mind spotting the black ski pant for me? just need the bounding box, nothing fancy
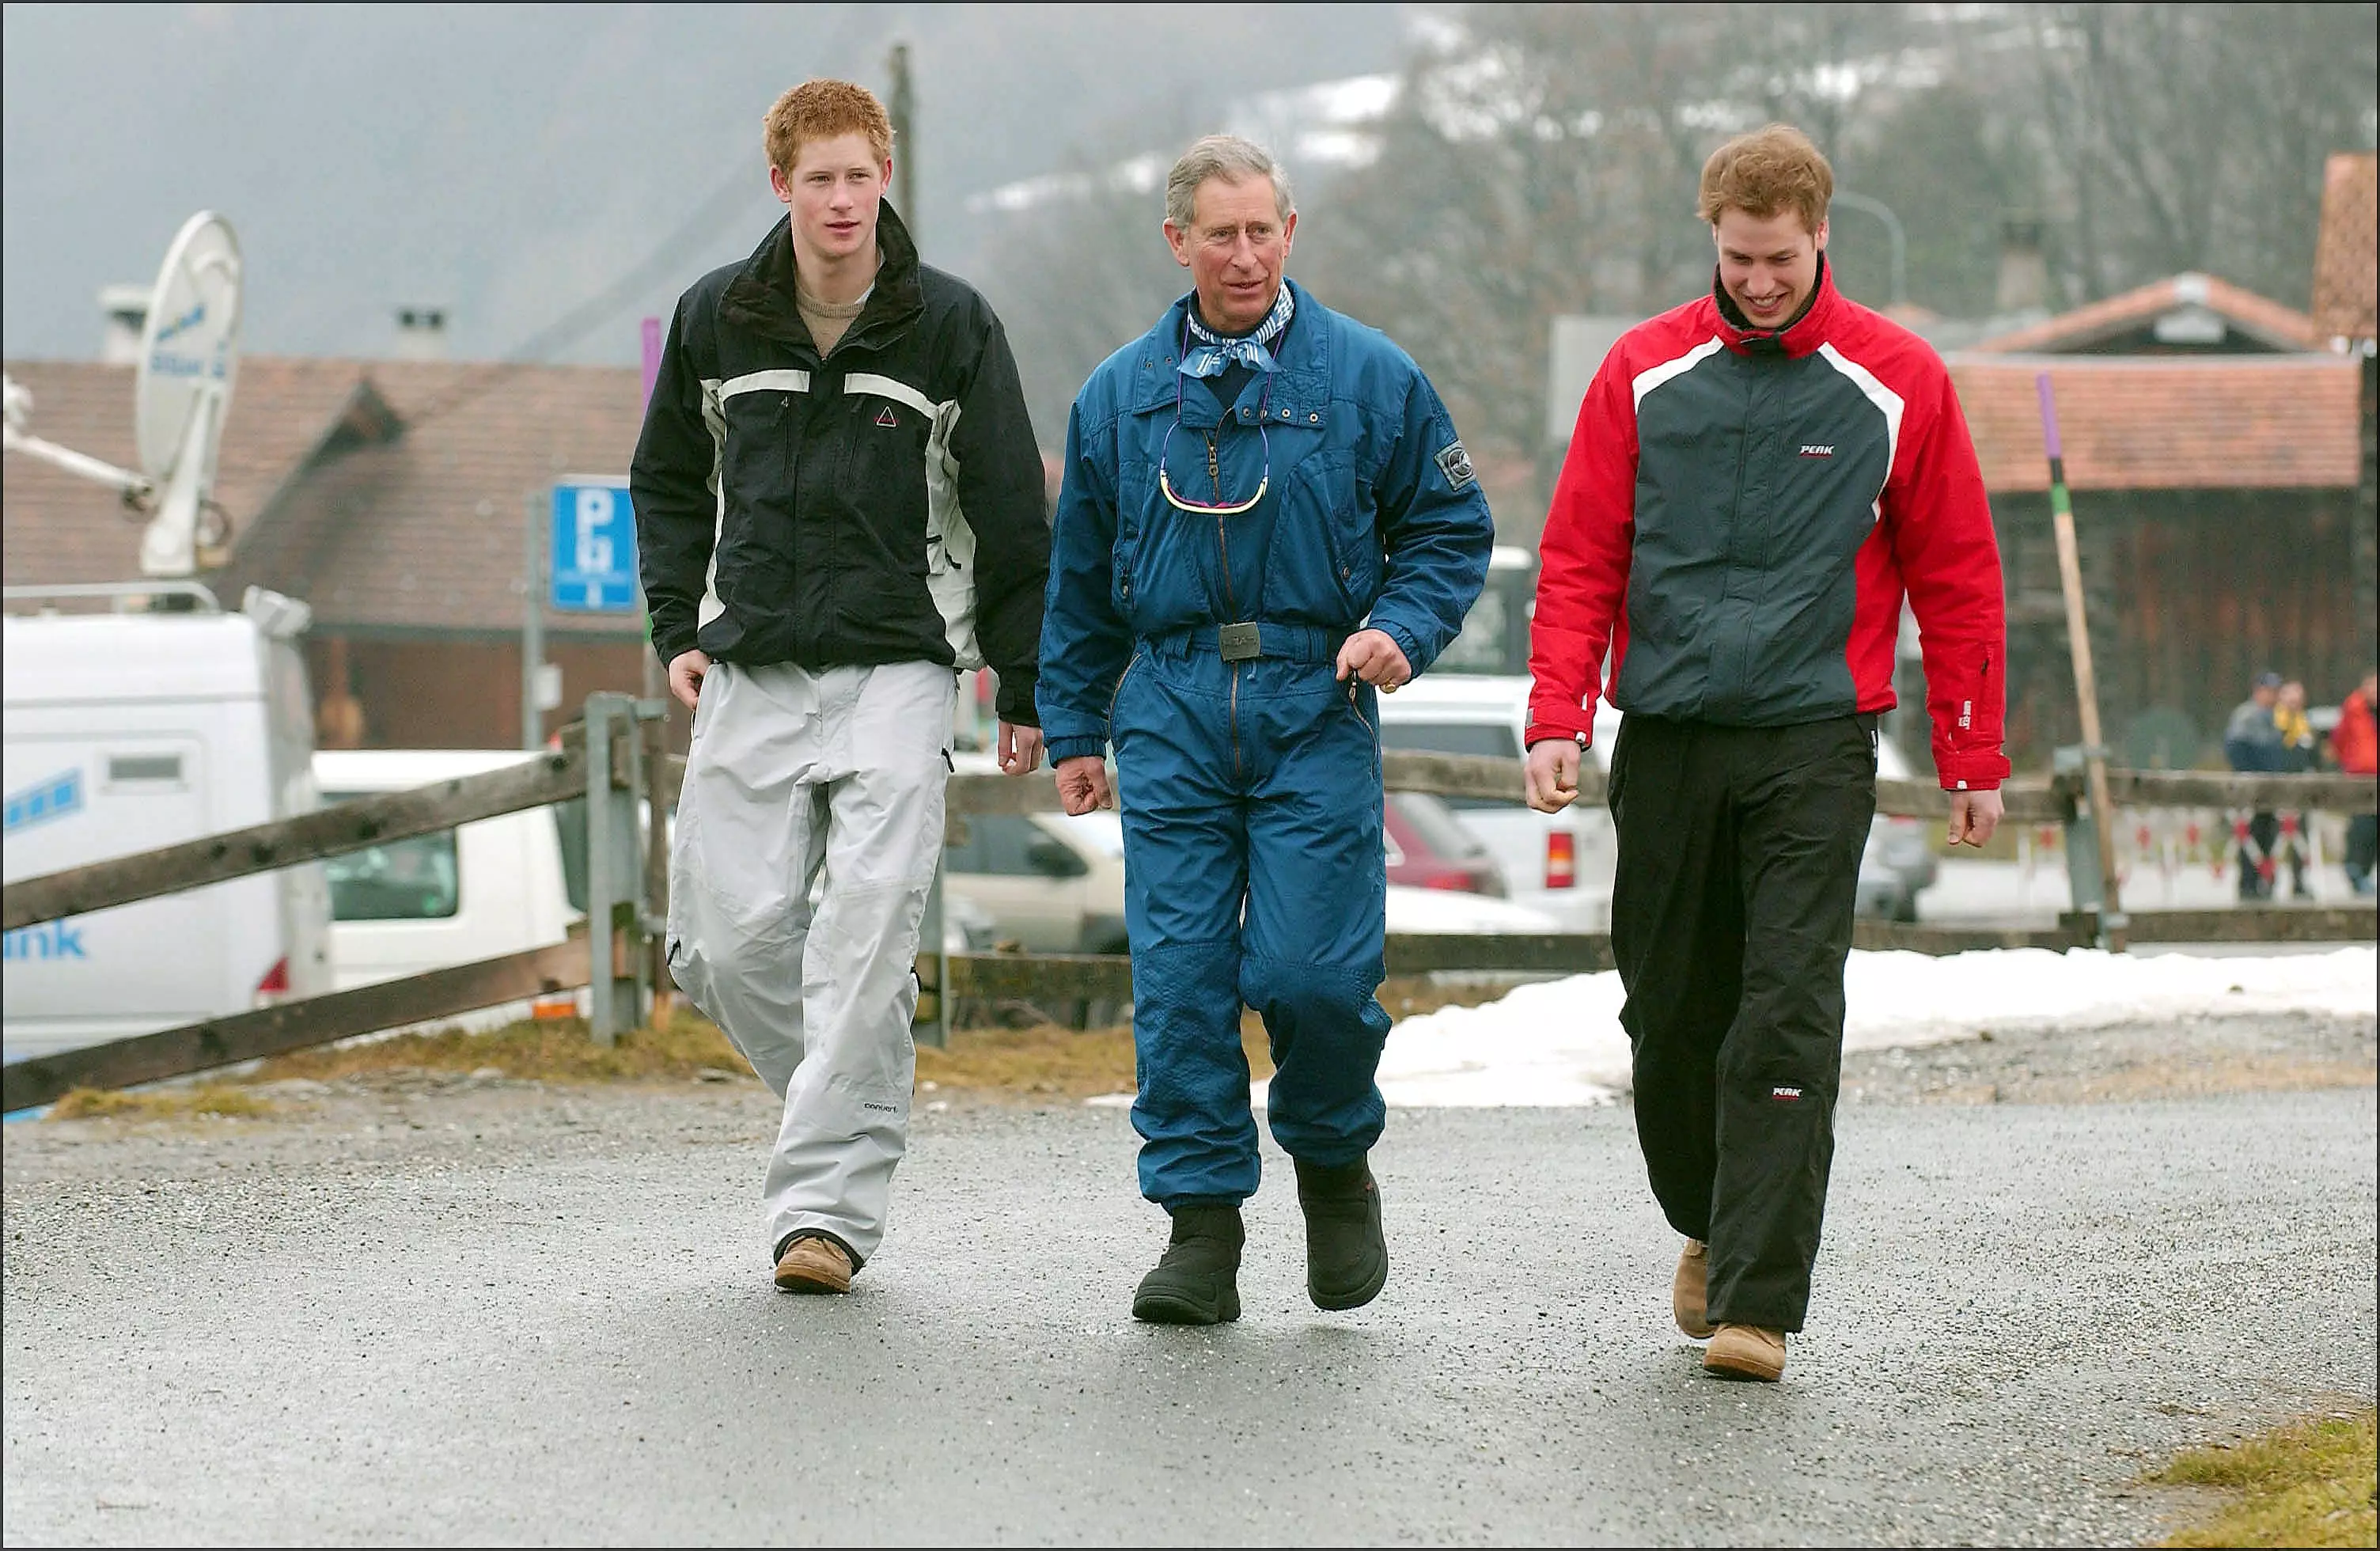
[1607,712,1877,1332]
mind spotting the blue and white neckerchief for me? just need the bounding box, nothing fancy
[1179,283,1294,378]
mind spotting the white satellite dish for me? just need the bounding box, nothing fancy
[135,211,242,575]
[0,210,243,578]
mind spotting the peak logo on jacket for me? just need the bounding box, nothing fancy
[876,405,899,429]
[1798,444,1834,457]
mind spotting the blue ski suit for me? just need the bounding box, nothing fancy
[1037,279,1494,1207]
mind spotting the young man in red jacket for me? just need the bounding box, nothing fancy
[1523,124,2009,1382]
[2338,667,2378,895]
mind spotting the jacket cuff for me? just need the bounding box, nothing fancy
[1525,714,1594,748]
[1933,749,2011,790]
[1046,735,1106,764]
[652,630,697,669]
[1373,619,1427,677]
[994,669,1040,728]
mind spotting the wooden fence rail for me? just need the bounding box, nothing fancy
[2,725,2372,1110]
[9,749,2372,935]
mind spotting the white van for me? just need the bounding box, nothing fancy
[309,749,581,1012]
[2,584,333,1065]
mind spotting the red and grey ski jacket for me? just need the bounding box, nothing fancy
[1525,261,2010,790]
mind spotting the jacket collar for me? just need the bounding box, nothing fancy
[1707,254,1840,358]
[721,197,926,357]
[1130,276,1332,423]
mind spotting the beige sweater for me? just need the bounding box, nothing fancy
[796,279,870,357]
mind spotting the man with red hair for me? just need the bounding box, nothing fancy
[1524,123,2008,1381]
[634,79,1049,1297]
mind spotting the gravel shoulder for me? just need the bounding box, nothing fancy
[4,1014,2374,1548]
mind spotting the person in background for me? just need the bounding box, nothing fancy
[2336,667,2378,897]
[2223,671,2286,901]
[2273,679,2319,898]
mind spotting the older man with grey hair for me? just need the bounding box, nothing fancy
[1036,134,1495,1324]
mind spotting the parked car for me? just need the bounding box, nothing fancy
[1859,733,1939,922]
[3,585,333,1067]
[1378,672,1942,926]
[1374,673,1619,931]
[942,753,1132,954]
[1385,788,1506,896]
[943,753,1557,953]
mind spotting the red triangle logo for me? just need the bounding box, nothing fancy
[876,405,899,428]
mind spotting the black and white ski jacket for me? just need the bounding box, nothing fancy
[631,199,1048,723]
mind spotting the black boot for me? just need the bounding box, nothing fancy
[1295,1155,1387,1311]
[1131,1204,1244,1325]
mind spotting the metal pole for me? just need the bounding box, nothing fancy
[1832,191,1906,309]
[522,490,546,751]
[2037,374,2128,949]
[642,702,673,1026]
[586,694,618,1045]
[916,859,948,1050]
[888,41,915,251]
[638,318,668,712]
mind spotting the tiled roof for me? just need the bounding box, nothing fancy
[2,356,376,598]
[1947,354,2364,492]
[2311,151,2378,344]
[4,355,649,637]
[225,358,650,639]
[1967,272,2321,355]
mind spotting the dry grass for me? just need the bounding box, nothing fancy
[36,974,1524,1119]
[2151,1408,2377,1549]
[47,1083,281,1121]
[251,1010,750,1086]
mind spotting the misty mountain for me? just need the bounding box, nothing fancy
[2,2,1415,368]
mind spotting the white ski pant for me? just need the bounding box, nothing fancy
[665,659,954,1266]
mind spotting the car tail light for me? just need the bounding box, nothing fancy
[1415,867,1475,893]
[1544,831,1576,889]
[253,957,290,1002]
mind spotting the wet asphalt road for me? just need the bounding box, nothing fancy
[3,1084,2374,1547]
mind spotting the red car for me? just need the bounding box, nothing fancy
[1384,790,1507,896]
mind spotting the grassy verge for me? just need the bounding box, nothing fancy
[47,1083,281,1121]
[37,975,1525,1121]
[2150,1407,2377,1549]
[248,1010,747,1085]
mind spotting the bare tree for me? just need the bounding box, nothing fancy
[1300,2,1924,470]
[2016,2,2378,306]
[976,165,1188,457]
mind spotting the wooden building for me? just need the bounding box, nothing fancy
[3,356,667,753]
[1945,272,2366,769]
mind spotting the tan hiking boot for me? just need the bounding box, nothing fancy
[1703,1322,1787,1382]
[1672,1238,1713,1340]
[773,1233,854,1295]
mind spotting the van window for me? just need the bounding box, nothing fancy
[320,794,460,920]
[105,753,185,787]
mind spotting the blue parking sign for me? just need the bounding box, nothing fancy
[551,480,638,612]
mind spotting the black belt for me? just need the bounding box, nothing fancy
[1151,623,1348,664]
